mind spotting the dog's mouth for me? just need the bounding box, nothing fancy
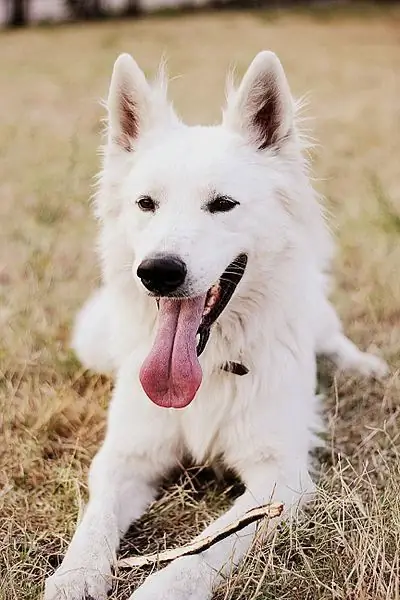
[139,254,248,409]
[196,253,248,356]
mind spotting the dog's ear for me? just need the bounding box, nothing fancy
[107,54,154,152]
[224,51,293,151]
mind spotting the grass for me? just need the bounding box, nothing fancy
[0,7,399,600]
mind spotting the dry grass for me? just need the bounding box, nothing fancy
[0,7,399,600]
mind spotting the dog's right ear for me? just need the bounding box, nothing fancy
[107,54,154,152]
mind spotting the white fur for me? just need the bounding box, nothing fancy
[44,52,387,600]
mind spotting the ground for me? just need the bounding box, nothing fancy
[0,6,400,600]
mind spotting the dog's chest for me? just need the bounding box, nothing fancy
[178,370,243,463]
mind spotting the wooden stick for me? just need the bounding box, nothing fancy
[118,502,284,568]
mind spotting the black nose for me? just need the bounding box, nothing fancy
[137,255,187,295]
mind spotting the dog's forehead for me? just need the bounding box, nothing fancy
[134,125,247,189]
[160,125,238,157]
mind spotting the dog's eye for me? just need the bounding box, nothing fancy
[207,195,239,214]
[137,196,157,212]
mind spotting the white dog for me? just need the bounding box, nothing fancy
[45,51,387,600]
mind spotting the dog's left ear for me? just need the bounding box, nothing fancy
[224,51,293,151]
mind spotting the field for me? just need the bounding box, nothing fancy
[1,7,400,600]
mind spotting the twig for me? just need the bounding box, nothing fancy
[118,502,284,568]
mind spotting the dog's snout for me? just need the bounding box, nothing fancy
[137,255,187,295]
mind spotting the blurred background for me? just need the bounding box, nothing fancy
[0,2,399,599]
[2,0,400,26]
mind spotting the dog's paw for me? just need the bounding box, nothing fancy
[129,556,213,600]
[44,565,111,600]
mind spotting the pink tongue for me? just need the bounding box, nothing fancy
[139,296,206,408]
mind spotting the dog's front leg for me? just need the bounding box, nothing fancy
[45,363,180,600]
[130,461,314,600]
[44,447,156,600]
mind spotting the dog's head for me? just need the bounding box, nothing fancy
[98,52,317,408]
